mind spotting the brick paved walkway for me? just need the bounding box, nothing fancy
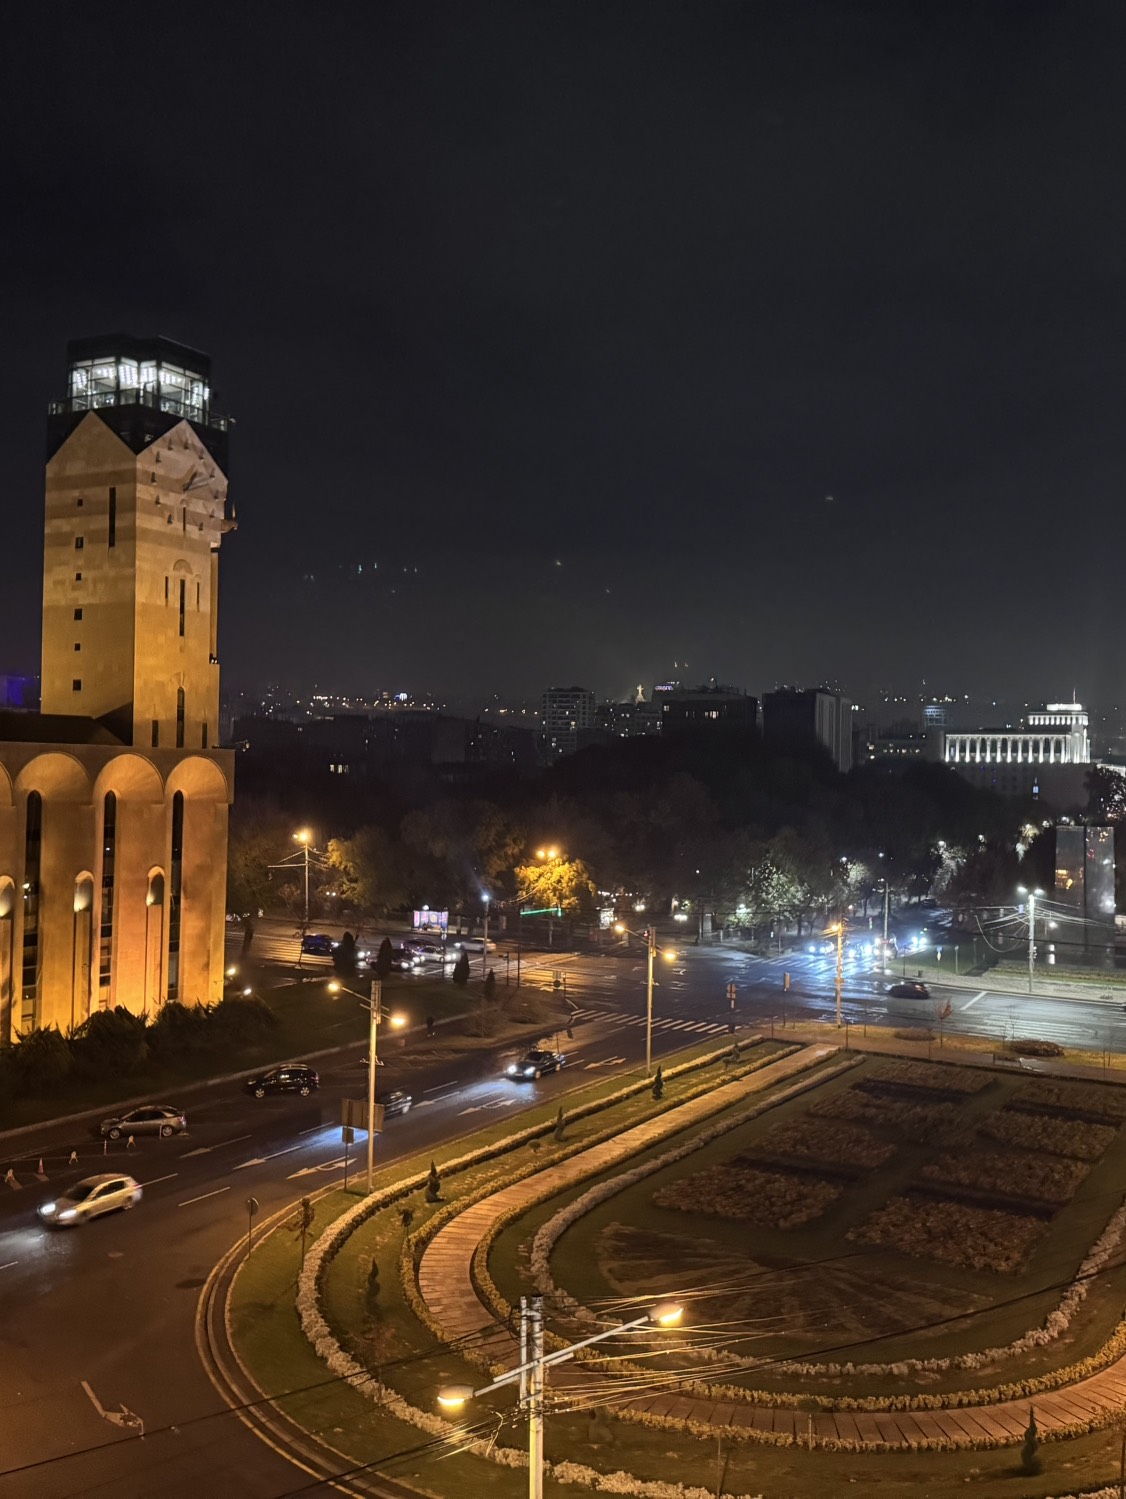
[417,1043,1126,1448]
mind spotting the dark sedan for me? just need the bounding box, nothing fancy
[243,1064,319,1098]
[505,1048,566,1081]
[886,981,930,999]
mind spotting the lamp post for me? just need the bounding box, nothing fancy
[329,978,405,1191]
[294,829,311,929]
[482,894,490,982]
[1017,886,1044,994]
[824,918,845,1027]
[437,1296,682,1499]
[614,920,676,1075]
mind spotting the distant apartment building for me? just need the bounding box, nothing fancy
[597,695,663,739]
[658,683,758,732]
[761,687,852,773]
[859,721,936,767]
[540,685,596,758]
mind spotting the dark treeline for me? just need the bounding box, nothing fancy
[227,727,1095,930]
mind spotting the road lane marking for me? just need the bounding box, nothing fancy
[961,992,988,1010]
[181,1134,252,1157]
[233,1144,302,1170]
[178,1186,230,1207]
[139,1174,178,1187]
[424,1082,457,1093]
[299,1123,328,1135]
[0,1261,18,1271]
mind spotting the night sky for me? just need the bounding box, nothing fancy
[4,1,1126,710]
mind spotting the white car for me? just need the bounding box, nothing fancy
[454,936,496,953]
[38,1173,143,1227]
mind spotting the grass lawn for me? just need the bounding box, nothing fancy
[519,1055,1126,1399]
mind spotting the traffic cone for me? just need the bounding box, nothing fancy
[68,1150,78,1166]
[126,1135,135,1150]
[36,1159,46,1180]
[3,1169,18,1190]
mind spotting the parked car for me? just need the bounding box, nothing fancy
[99,1105,187,1140]
[243,1063,320,1098]
[886,981,930,999]
[505,1048,566,1081]
[382,1090,413,1118]
[300,933,336,956]
[38,1174,142,1226]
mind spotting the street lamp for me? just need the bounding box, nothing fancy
[1017,886,1045,994]
[614,921,677,1075]
[823,918,846,1028]
[436,1295,683,1499]
[328,978,406,1191]
[294,829,312,929]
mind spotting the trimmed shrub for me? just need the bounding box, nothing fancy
[11,1025,73,1092]
[148,1000,213,1058]
[69,1006,149,1078]
[451,952,470,987]
[210,995,280,1047]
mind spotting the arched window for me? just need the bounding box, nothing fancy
[99,792,116,991]
[21,792,42,1028]
[167,793,184,1001]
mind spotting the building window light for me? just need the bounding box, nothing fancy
[72,679,81,692]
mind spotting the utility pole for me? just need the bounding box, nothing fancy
[482,896,490,981]
[367,979,380,1192]
[835,918,844,1028]
[527,1296,545,1499]
[646,925,656,1077]
[1027,890,1036,995]
[883,879,889,951]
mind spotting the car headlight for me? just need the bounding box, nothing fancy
[58,1209,77,1221]
[39,1202,56,1216]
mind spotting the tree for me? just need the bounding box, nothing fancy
[515,855,597,917]
[651,1064,664,1101]
[326,826,405,914]
[375,937,394,979]
[1020,1406,1040,1475]
[366,1257,381,1314]
[553,1106,566,1141]
[426,1161,441,1202]
[451,951,471,986]
[290,1196,315,1266]
[399,1206,414,1233]
[483,968,497,997]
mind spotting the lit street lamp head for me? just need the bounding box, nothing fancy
[649,1300,684,1326]
[436,1383,474,1410]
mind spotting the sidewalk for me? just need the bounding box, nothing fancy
[416,1040,1126,1449]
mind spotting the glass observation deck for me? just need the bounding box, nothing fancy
[47,337,229,433]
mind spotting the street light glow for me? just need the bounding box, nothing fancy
[649,1300,684,1326]
[294,828,311,844]
[436,1384,473,1409]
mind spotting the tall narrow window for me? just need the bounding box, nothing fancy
[99,793,116,990]
[108,486,116,548]
[176,688,185,748]
[167,793,184,1002]
[201,722,208,749]
[178,579,186,637]
[21,792,42,1029]
[152,719,159,747]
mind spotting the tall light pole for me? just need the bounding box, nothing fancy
[329,979,405,1191]
[1018,886,1044,994]
[614,920,675,1074]
[824,918,845,1027]
[294,829,311,929]
[482,894,490,981]
[437,1296,683,1499]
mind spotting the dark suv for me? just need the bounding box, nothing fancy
[243,1064,320,1099]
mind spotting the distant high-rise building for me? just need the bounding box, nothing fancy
[597,697,663,739]
[540,685,595,758]
[1055,823,1116,941]
[660,683,757,732]
[761,687,852,773]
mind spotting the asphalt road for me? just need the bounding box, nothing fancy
[4,938,1124,1497]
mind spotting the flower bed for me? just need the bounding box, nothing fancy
[653,1160,842,1228]
[979,1108,1117,1160]
[866,1058,991,1094]
[1014,1078,1126,1122]
[747,1116,895,1170]
[808,1085,966,1141]
[848,1192,1046,1273]
[920,1149,1090,1205]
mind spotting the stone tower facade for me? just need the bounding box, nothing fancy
[0,337,235,1038]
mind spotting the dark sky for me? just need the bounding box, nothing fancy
[4,1,1126,710]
